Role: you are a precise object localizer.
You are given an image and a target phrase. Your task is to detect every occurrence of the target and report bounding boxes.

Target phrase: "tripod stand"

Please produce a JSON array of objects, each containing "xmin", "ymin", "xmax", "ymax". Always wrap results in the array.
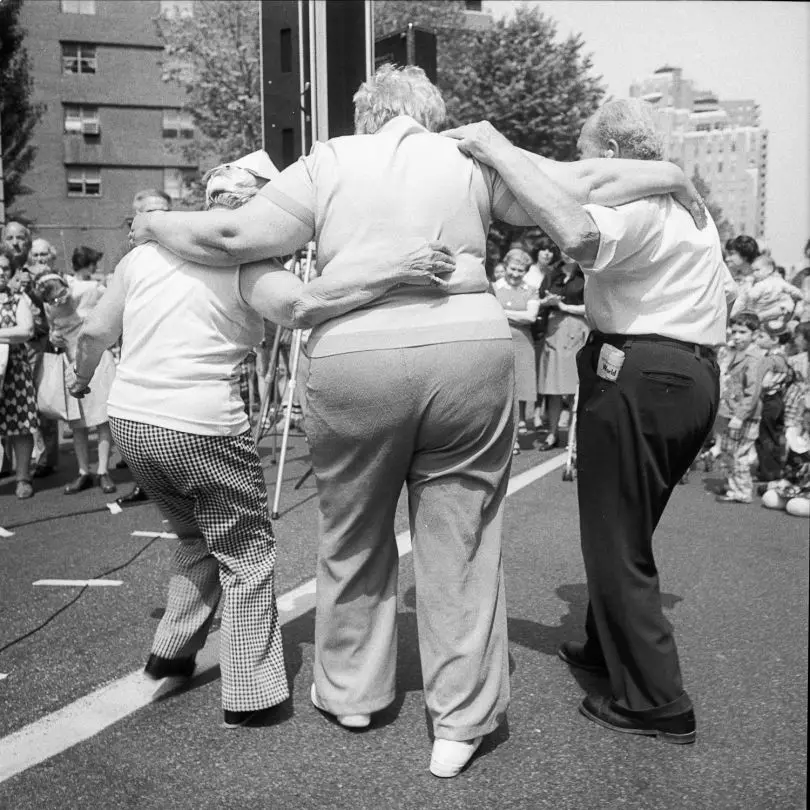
[{"xmin": 253, "ymin": 244, "xmax": 315, "ymax": 518}]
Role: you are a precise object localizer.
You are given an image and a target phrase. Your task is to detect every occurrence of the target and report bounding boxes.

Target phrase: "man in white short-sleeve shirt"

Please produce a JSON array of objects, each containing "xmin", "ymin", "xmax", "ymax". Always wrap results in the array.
[{"xmin": 444, "ymin": 99, "xmax": 729, "ymax": 746}]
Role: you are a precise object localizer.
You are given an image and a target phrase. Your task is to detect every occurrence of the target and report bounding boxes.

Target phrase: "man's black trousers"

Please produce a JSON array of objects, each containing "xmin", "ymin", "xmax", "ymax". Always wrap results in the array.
[{"xmin": 575, "ymin": 333, "xmax": 719, "ymax": 716}]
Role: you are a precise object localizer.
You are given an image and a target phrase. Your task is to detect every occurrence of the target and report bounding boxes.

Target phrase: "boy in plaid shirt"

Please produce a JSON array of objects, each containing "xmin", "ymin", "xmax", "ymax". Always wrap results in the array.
[{"xmin": 716, "ymin": 311, "xmax": 765, "ymax": 503}]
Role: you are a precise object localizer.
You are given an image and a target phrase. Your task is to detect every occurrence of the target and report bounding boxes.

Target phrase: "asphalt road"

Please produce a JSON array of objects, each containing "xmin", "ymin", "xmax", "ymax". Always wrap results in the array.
[{"xmin": 0, "ymin": 433, "xmax": 807, "ymax": 810}]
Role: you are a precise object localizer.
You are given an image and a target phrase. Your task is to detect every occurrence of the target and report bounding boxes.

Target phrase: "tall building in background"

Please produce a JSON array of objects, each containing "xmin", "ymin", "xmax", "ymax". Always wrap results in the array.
[
  {"xmin": 16, "ymin": 0, "xmax": 196, "ymax": 271},
  {"xmin": 631, "ymin": 65, "xmax": 768, "ymax": 239}
]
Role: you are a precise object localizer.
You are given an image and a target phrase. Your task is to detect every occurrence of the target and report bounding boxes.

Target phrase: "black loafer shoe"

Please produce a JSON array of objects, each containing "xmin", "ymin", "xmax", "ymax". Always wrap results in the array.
[
  {"xmin": 579, "ymin": 695, "xmax": 696, "ymax": 744},
  {"xmin": 223, "ymin": 709, "xmax": 262, "ymax": 729},
  {"xmin": 144, "ymin": 653, "xmax": 196, "ymax": 680},
  {"xmin": 97, "ymin": 472, "xmax": 117, "ymax": 494},
  {"xmin": 558, "ymin": 641, "xmax": 608, "ymax": 674},
  {"xmin": 117, "ymin": 485, "xmax": 149, "ymax": 506},
  {"xmin": 64, "ymin": 473, "xmax": 94, "ymax": 494}
]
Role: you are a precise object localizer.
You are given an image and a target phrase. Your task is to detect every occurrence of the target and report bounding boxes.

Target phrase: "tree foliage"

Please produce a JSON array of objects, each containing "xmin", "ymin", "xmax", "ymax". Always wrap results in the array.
[
  {"xmin": 1, "ymin": 0, "xmax": 46, "ymax": 211},
  {"xmin": 155, "ymin": 0, "xmax": 261, "ymax": 188},
  {"xmin": 155, "ymin": 0, "xmax": 604, "ymax": 206},
  {"xmin": 375, "ymin": 2, "xmax": 605, "ymax": 161}
]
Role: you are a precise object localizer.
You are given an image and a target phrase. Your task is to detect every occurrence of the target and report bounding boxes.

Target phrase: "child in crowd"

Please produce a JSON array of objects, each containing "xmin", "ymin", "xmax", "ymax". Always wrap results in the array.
[
  {"xmin": 716, "ymin": 311, "xmax": 765, "ymax": 504},
  {"xmin": 735, "ymin": 255, "xmax": 805, "ymax": 329},
  {"xmin": 754, "ymin": 323, "xmax": 796, "ymax": 482},
  {"xmin": 761, "ymin": 387, "xmax": 810, "ymax": 519}
]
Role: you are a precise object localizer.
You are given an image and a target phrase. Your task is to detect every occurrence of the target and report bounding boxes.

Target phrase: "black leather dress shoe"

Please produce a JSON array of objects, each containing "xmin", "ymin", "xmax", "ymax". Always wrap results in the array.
[
  {"xmin": 64, "ymin": 473, "xmax": 94, "ymax": 494},
  {"xmin": 557, "ymin": 641, "xmax": 608, "ymax": 674},
  {"xmin": 579, "ymin": 695, "xmax": 696, "ymax": 744},
  {"xmin": 223, "ymin": 709, "xmax": 263, "ymax": 729},
  {"xmin": 144, "ymin": 653, "xmax": 196, "ymax": 680},
  {"xmin": 117, "ymin": 485, "xmax": 149, "ymax": 506}
]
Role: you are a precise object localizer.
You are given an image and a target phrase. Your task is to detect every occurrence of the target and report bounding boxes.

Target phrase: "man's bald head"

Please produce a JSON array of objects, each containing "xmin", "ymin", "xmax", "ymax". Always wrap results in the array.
[{"xmin": 1, "ymin": 221, "xmax": 32, "ymax": 269}]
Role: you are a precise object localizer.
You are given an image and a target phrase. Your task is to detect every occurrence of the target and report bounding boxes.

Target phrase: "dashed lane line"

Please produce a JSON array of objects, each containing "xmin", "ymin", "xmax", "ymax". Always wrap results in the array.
[
  {"xmin": 33, "ymin": 580, "xmax": 124, "ymax": 588},
  {"xmin": 0, "ymin": 452, "xmax": 567, "ymax": 784}
]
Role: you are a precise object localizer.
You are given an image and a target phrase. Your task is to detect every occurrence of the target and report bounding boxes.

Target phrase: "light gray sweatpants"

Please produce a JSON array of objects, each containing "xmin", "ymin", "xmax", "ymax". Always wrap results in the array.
[{"xmin": 305, "ymin": 339, "xmax": 515, "ymax": 741}]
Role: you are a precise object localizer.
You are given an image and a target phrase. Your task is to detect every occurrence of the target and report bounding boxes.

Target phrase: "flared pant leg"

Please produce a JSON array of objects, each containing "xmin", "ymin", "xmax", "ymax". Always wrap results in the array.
[
  {"xmin": 110, "ymin": 418, "xmax": 288, "ymax": 712},
  {"xmin": 407, "ymin": 340, "xmax": 515, "ymax": 741},
  {"xmin": 305, "ymin": 339, "xmax": 515, "ymax": 737}
]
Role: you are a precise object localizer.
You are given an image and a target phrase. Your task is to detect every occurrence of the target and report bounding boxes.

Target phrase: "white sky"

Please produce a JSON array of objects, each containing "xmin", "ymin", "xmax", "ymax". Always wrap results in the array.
[{"xmin": 484, "ymin": 0, "xmax": 810, "ymax": 269}]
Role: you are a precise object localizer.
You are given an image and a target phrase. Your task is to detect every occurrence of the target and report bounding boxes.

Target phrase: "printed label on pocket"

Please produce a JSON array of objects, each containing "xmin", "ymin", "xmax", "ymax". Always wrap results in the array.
[{"xmin": 596, "ymin": 344, "xmax": 625, "ymax": 382}]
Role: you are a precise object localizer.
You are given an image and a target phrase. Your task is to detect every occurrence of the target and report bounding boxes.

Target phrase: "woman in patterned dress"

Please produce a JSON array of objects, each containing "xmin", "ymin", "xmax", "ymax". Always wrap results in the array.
[
  {"xmin": 493, "ymin": 248, "xmax": 540, "ymax": 452},
  {"xmin": 536, "ymin": 255, "xmax": 589, "ymax": 450},
  {"xmin": 0, "ymin": 245, "xmax": 39, "ymax": 499}
]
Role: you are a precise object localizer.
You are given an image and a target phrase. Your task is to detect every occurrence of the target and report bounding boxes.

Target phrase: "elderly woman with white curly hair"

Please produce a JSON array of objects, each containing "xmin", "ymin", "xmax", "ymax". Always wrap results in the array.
[{"xmin": 129, "ymin": 65, "xmax": 704, "ymax": 776}]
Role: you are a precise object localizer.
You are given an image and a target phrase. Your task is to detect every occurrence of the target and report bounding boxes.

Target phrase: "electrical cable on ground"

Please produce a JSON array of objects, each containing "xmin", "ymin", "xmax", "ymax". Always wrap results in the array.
[{"xmin": 0, "ymin": 536, "xmax": 161, "ymax": 657}]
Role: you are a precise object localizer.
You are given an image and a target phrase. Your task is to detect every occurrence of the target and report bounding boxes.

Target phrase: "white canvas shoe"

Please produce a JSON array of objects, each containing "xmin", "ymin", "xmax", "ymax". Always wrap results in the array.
[
  {"xmin": 429, "ymin": 736, "xmax": 482, "ymax": 778},
  {"xmin": 310, "ymin": 683, "xmax": 370, "ymax": 729}
]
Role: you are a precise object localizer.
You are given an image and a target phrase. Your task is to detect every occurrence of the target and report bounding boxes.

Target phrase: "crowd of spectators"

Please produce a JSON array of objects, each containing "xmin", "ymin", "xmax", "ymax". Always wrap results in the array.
[
  {"xmin": 0, "ymin": 218, "xmax": 118, "ymax": 499},
  {"xmin": 486, "ymin": 227, "xmax": 810, "ymax": 518}
]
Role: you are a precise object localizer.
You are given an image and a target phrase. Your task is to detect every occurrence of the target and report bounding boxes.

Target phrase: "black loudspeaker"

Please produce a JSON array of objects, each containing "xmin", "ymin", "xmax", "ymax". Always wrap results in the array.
[
  {"xmin": 374, "ymin": 24, "xmax": 437, "ymax": 84},
  {"xmin": 260, "ymin": 1, "xmax": 369, "ymax": 169},
  {"xmin": 323, "ymin": 1, "xmax": 368, "ymax": 139},
  {"xmin": 260, "ymin": 0, "xmax": 309, "ymax": 169}
]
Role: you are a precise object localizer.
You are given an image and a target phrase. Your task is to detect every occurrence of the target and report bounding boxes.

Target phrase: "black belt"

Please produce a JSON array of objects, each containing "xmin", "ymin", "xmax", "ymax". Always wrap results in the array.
[{"xmin": 588, "ymin": 331, "xmax": 717, "ymax": 361}]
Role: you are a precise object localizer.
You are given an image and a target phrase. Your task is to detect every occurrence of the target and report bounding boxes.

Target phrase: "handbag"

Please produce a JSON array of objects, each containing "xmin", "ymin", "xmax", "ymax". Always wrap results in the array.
[
  {"xmin": 0, "ymin": 344, "xmax": 8, "ymax": 388},
  {"xmin": 36, "ymin": 352, "xmax": 81, "ymax": 422}
]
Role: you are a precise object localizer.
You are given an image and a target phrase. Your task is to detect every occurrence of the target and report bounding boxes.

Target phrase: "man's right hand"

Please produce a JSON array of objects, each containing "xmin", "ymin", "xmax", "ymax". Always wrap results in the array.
[
  {"xmin": 672, "ymin": 175, "xmax": 708, "ymax": 230},
  {"xmin": 441, "ymin": 122, "xmax": 514, "ymax": 169}
]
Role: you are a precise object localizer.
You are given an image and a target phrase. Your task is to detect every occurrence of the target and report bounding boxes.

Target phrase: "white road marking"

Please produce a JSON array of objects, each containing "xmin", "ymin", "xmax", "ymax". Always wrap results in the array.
[
  {"xmin": 0, "ymin": 452, "xmax": 566, "ymax": 783},
  {"xmin": 33, "ymin": 580, "xmax": 123, "ymax": 588},
  {"xmin": 0, "ymin": 527, "xmax": 14, "ymax": 538},
  {"xmin": 131, "ymin": 531, "xmax": 178, "ymax": 539},
  {"xmin": 106, "ymin": 502, "xmax": 123, "ymax": 515},
  {"xmin": 0, "ymin": 674, "xmax": 7, "ymax": 681}
]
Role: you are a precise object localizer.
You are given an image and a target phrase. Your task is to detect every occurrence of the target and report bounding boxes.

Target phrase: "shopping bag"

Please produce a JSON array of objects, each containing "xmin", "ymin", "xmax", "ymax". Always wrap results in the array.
[
  {"xmin": 0, "ymin": 344, "xmax": 8, "ymax": 387},
  {"xmin": 36, "ymin": 352, "xmax": 80, "ymax": 422}
]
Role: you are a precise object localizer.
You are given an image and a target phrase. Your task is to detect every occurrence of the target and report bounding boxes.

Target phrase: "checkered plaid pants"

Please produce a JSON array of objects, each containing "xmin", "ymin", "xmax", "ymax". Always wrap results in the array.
[
  {"xmin": 719, "ymin": 416, "xmax": 761, "ymax": 502},
  {"xmin": 110, "ymin": 417, "xmax": 288, "ymax": 711}
]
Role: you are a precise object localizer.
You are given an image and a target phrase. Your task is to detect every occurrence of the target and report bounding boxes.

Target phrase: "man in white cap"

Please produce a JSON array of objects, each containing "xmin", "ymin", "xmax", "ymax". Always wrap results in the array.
[{"xmin": 68, "ymin": 150, "xmax": 456, "ymax": 728}]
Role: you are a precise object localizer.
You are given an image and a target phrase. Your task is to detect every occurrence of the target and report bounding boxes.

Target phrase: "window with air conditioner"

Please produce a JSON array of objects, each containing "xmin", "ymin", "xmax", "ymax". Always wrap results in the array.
[
  {"xmin": 61, "ymin": 0, "xmax": 96, "ymax": 13},
  {"xmin": 64, "ymin": 105, "xmax": 100, "ymax": 136},
  {"xmin": 63, "ymin": 43, "xmax": 97, "ymax": 74},
  {"xmin": 67, "ymin": 167, "xmax": 102, "ymax": 197},
  {"xmin": 163, "ymin": 109, "xmax": 194, "ymax": 139}
]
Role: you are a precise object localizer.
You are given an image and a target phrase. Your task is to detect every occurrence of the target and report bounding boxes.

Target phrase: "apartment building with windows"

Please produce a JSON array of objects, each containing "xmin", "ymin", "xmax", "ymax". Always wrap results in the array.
[
  {"xmin": 17, "ymin": 0, "xmax": 197, "ymax": 270},
  {"xmin": 631, "ymin": 65, "xmax": 768, "ymax": 238}
]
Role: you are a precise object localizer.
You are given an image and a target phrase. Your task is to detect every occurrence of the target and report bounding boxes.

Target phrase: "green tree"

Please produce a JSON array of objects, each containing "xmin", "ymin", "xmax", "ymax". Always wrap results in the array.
[
  {"xmin": 155, "ymin": 0, "xmax": 261, "ymax": 201},
  {"xmin": 375, "ymin": 3, "xmax": 605, "ymax": 161},
  {"xmin": 1, "ymin": 0, "xmax": 46, "ymax": 212},
  {"xmin": 442, "ymin": 7, "xmax": 605, "ymax": 160},
  {"xmin": 691, "ymin": 168, "xmax": 734, "ymax": 244}
]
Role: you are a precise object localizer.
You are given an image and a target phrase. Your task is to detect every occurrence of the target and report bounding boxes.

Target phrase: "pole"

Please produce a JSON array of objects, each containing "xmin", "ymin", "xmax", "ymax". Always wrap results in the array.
[
  {"xmin": 0, "ymin": 103, "xmax": 6, "ymax": 227},
  {"xmin": 270, "ymin": 242, "xmax": 314, "ymax": 519}
]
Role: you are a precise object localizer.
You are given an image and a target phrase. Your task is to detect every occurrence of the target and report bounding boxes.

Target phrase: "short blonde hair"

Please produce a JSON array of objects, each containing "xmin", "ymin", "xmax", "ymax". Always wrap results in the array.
[
  {"xmin": 353, "ymin": 64, "xmax": 446, "ymax": 135},
  {"xmin": 503, "ymin": 248, "xmax": 532, "ymax": 271}
]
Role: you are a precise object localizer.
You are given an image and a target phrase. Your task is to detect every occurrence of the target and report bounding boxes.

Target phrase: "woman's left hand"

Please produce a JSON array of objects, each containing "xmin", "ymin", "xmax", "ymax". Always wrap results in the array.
[
  {"xmin": 66, "ymin": 363, "xmax": 91, "ymax": 399},
  {"xmin": 396, "ymin": 241, "xmax": 457, "ymax": 290}
]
